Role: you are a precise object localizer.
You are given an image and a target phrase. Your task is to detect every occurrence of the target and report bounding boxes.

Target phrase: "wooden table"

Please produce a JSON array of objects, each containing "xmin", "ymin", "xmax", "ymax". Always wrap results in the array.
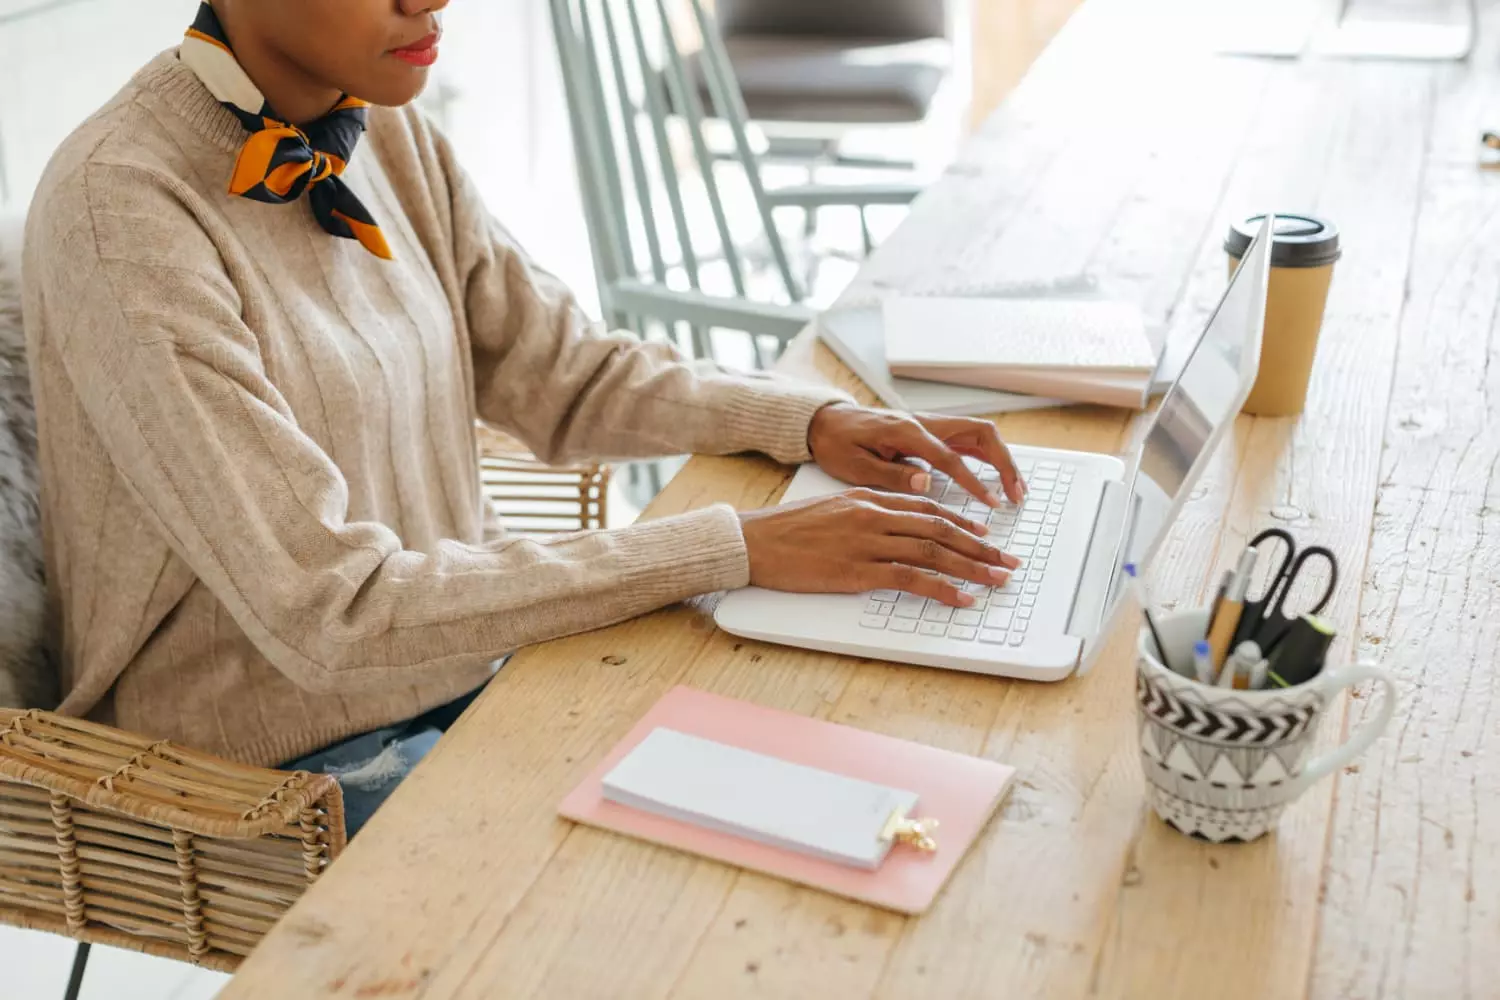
[{"xmin": 222, "ymin": 0, "xmax": 1499, "ymax": 996}]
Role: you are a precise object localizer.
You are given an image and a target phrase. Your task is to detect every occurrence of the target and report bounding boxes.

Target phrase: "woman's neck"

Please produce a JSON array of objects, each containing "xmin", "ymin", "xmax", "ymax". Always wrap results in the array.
[{"xmin": 213, "ymin": 6, "xmax": 341, "ymax": 124}]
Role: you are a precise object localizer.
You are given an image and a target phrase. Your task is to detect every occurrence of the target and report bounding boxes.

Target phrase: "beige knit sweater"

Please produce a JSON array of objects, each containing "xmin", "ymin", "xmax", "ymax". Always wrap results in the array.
[{"xmin": 23, "ymin": 52, "xmax": 846, "ymax": 767}]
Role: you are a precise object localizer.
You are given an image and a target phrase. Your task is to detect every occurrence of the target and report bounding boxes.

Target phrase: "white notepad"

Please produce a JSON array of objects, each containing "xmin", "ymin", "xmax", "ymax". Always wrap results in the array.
[
  {"xmin": 601, "ymin": 728, "xmax": 921, "ymax": 870},
  {"xmin": 817, "ymin": 306, "xmax": 1063, "ymax": 416},
  {"xmin": 882, "ymin": 296, "xmax": 1159, "ymax": 408},
  {"xmin": 884, "ymin": 297, "xmax": 1156, "ymax": 373}
]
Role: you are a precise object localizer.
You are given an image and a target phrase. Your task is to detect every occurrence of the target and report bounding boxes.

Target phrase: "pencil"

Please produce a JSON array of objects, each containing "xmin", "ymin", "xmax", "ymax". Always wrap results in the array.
[
  {"xmin": 1208, "ymin": 548, "xmax": 1259, "ymax": 670},
  {"xmin": 1125, "ymin": 563, "xmax": 1170, "ymax": 672}
]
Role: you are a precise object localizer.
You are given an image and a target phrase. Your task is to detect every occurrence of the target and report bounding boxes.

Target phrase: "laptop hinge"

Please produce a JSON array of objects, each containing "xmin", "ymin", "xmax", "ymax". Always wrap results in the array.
[{"xmin": 1065, "ymin": 479, "xmax": 1133, "ymax": 646}]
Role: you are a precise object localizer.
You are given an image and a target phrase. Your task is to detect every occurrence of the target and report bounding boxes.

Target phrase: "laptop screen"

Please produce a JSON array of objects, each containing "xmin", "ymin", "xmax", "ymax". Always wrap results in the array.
[{"xmin": 1111, "ymin": 219, "xmax": 1272, "ymax": 593}]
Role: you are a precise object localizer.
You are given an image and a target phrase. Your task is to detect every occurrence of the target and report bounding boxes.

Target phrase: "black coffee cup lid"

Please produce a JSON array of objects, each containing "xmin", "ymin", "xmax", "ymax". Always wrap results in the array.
[{"xmin": 1224, "ymin": 214, "xmax": 1341, "ymax": 269}]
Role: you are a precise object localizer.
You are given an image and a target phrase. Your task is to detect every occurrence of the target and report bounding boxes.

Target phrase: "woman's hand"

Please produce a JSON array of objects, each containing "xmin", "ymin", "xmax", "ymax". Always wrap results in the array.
[
  {"xmin": 738, "ymin": 489, "xmax": 1021, "ymax": 607},
  {"xmin": 806, "ymin": 404, "xmax": 1027, "ymax": 507}
]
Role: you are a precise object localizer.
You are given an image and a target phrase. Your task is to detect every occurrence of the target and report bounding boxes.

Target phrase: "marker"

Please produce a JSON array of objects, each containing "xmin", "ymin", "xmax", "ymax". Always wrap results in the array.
[
  {"xmin": 1249, "ymin": 659, "xmax": 1270, "ymax": 691},
  {"xmin": 1265, "ymin": 615, "xmax": 1337, "ymax": 688},
  {"xmin": 1218, "ymin": 640, "xmax": 1262, "ymax": 689},
  {"xmin": 1191, "ymin": 640, "xmax": 1215, "ymax": 685}
]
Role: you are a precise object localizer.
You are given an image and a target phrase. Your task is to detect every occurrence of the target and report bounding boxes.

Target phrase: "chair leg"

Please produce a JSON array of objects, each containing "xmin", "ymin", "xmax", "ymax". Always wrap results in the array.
[{"xmin": 63, "ymin": 942, "xmax": 90, "ymax": 1000}]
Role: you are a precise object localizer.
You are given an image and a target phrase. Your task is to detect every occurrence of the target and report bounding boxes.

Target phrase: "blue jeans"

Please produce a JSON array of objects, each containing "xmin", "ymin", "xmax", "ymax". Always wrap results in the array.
[{"xmin": 283, "ymin": 683, "xmax": 488, "ymax": 837}]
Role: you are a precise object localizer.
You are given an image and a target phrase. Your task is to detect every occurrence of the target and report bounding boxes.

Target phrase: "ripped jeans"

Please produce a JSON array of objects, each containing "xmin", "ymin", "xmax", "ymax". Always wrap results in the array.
[{"xmin": 282, "ymin": 682, "xmax": 489, "ymax": 838}]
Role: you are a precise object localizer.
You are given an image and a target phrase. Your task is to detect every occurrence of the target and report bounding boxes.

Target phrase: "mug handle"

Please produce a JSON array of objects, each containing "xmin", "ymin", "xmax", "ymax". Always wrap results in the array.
[{"xmin": 1283, "ymin": 664, "xmax": 1398, "ymax": 796}]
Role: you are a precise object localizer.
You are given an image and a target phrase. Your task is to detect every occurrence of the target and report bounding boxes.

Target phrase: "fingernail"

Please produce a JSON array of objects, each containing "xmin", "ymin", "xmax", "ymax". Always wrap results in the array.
[
  {"xmin": 970, "ymin": 520, "xmax": 990, "ymax": 536},
  {"xmin": 912, "ymin": 472, "xmax": 932, "ymax": 493},
  {"xmin": 1001, "ymin": 553, "xmax": 1023, "ymax": 569},
  {"xmin": 986, "ymin": 491, "xmax": 1004, "ymax": 507},
  {"xmin": 956, "ymin": 592, "xmax": 976, "ymax": 607},
  {"xmin": 989, "ymin": 567, "xmax": 1010, "ymax": 583}
]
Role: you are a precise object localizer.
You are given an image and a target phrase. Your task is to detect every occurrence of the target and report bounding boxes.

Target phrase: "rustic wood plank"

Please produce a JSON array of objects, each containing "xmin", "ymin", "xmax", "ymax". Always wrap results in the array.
[{"xmin": 1312, "ymin": 11, "xmax": 1500, "ymax": 995}]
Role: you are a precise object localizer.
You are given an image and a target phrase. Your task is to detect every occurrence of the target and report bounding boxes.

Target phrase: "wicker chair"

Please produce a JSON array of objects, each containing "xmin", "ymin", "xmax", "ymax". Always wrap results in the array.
[
  {"xmin": 0, "ymin": 710, "xmax": 345, "ymax": 993},
  {"xmin": 477, "ymin": 424, "xmax": 611, "ymax": 535}
]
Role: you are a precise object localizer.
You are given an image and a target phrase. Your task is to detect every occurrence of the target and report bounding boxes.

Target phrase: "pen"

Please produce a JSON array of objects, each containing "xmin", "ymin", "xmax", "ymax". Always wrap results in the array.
[
  {"xmin": 1207, "ymin": 547, "xmax": 1259, "ymax": 670},
  {"xmin": 1125, "ymin": 563, "xmax": 1171, "ymax": 674},
  {"xmin": 1191, "ymin": 640, "xmax": 1215, "ymax": 685}
]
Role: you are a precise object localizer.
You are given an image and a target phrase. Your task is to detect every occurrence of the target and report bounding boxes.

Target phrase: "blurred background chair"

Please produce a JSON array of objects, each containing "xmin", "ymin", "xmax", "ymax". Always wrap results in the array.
[
  {"xmin": 705, "ymin": 0, "xmax": 957, "ymax": 171},
  {"xmin": 548, "ymin": 0, "xmax": 924, "ymax": 372}
]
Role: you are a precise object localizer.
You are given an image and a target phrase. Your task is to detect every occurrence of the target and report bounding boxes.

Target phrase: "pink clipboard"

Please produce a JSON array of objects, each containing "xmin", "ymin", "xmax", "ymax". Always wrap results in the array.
[{"xmin": 559, "ymin": 686, "xmax": 1015, "ymax": 914}]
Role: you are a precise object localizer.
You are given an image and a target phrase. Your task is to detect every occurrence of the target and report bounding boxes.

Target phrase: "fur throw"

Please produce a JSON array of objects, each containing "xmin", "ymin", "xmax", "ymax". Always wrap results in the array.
[{"xmin": 0, "ymin": 213, "xmax": 54, "ymax": 709}]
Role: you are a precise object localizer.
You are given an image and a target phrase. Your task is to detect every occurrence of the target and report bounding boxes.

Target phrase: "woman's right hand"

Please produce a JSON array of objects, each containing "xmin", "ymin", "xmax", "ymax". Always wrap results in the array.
[{"xmin": 738, "ymin": 489, "xmax": 1021, "ymax": 608}]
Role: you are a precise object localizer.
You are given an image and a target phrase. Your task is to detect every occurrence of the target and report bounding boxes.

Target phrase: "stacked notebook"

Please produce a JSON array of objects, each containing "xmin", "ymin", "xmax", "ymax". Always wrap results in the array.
[{"xmin": 880, "ymin": 296, "xmax": 1161, "ymax": 410}]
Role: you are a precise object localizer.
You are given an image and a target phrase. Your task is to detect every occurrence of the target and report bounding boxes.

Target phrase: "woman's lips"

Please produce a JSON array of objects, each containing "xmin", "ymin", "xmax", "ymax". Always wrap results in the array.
[{"xmin": 391, "ymin": 32, "xmax": 440, "ymax": 68}]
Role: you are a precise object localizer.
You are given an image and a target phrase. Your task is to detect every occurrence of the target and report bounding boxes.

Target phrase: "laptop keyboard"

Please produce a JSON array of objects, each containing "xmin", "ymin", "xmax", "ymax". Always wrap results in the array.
[{"xmin": 857, "ymin": 458, "xmax": 1076, "ymax": 646}]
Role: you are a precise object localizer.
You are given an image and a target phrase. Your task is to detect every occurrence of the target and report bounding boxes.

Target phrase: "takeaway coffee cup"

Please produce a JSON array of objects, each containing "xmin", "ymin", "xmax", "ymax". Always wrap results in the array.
[{"xmin": 1225, "ymin": 214, "xmax": 1341, "ymax": 417}]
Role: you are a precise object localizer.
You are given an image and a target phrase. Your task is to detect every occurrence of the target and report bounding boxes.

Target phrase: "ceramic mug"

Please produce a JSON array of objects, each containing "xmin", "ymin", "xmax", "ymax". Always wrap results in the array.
[{"xmin": 1136, "ymin": 609, "xmax": 1396, "ymax": 842}]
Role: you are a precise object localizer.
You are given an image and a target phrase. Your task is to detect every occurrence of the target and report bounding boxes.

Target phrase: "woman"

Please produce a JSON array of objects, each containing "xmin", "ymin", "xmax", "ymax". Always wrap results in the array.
[{"xmin": 22, "ymin": 0, "xmax": 1025, "ymax": 831}]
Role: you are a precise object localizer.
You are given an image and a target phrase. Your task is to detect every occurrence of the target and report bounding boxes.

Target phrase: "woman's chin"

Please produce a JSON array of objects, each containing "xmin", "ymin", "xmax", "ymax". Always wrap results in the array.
[{"xmin": 357, "ymin": 66, "xmax": 432, "ymax": 109}]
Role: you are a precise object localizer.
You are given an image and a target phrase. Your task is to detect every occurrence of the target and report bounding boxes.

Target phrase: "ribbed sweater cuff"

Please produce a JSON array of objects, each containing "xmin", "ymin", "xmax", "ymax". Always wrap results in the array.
[
  {"xmin": 624, "ymin": 503, "xmax": 751, "ymax": 598},
  {"xmin": 719, "ymin": 380, "xmax": 855, "ymax": 465}
]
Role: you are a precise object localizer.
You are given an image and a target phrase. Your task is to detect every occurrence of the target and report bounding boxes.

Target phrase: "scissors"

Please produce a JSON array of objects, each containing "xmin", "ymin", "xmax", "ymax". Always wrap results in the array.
[{"xmin": 1230, "ymin": 528, "xmax": 1339, "ymax": 654}]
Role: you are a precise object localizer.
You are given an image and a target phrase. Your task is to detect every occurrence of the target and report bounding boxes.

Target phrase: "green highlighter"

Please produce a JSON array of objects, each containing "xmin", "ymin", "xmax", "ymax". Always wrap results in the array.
[{"xmin": 1266, "ymin": 614, "xmax": 1337, "ymax": 688}]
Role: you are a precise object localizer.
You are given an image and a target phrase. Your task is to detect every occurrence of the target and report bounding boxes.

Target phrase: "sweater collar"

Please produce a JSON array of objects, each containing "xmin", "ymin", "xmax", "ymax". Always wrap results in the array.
[{"xmin": 135, "ymin": 50, "xmax": 251, "ymax": 155}]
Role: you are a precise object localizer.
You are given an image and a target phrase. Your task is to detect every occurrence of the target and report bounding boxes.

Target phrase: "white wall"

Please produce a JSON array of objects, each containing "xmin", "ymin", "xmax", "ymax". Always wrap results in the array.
[
  {"xmin": 432, "ymin": 3, "xmax": 597, "ymax": 308},
  {"xmin": 0, "ymin": 0, "xmax": 192, "ymax": 206}
]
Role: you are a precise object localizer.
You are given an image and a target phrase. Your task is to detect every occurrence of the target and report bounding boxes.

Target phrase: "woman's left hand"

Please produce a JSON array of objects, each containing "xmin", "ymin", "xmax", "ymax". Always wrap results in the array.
[{"xmin": 806, "ymin": 403, "xmax": 1027, "ymax": 508}]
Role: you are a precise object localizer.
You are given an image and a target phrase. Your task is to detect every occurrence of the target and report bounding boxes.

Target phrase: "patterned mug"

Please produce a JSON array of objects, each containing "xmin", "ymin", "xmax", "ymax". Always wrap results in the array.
[{"xmin": 1136, "ymin": 609, "xmax": 1397, "ymax": 842}]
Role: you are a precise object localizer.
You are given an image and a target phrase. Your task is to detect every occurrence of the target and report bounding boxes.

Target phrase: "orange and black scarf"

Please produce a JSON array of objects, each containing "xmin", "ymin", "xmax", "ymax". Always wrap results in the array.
[{"xmin": 179, "ymin": 2, "xmax": 392, "ymax": 259}]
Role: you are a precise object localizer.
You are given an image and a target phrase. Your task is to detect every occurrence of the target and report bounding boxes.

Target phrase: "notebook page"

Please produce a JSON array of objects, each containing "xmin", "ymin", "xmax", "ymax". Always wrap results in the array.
[{"xmin": 883, "ymin": 297, "xmax": 1157, "ymax": 373}]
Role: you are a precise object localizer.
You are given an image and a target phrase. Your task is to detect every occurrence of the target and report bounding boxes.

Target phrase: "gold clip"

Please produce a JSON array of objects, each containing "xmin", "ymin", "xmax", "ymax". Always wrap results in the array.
[{"xmin": 880, "ymin": 809, "xmax": 940, "ymax": 853}]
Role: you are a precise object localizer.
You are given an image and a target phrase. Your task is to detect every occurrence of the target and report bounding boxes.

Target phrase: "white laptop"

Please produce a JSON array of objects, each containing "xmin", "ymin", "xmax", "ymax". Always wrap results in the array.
[{"xmin": 715, "ymin": 218, "xmax": 1273, "ymax": 682}]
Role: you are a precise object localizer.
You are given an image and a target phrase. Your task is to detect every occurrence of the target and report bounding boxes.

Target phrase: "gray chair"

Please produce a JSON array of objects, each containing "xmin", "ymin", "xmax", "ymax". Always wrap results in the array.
[
  {"xmin": 713, "ymin": 0, "xmax": 952, "ymax": 129},
  {"xmin": 548, "ymin": 0, "xmax": 919, "ymax": 369}
]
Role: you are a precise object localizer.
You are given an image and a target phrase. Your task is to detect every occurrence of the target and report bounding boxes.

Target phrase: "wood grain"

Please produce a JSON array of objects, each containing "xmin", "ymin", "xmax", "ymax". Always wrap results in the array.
[
  {"xmin": 1312, "ymin": 8, "xmax": 1500, "ymax": 996},
  {"xmin": 1094, "ymin": 54, "xmax": 1434, "ymax": 1000},
  {"xmin": 220, "ymin": 1, "xmax": 1469, "ymax": 997}
]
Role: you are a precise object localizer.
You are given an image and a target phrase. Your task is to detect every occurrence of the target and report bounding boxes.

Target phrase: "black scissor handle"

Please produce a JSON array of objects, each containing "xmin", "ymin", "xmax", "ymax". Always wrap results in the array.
[
  {"xmin": 1276, "ymin": 545, "xmax": 1339, "ymax": 619},
  {"xmin": 1246, "ymin": 528, "xmax": 1297, "ymax": 601}
]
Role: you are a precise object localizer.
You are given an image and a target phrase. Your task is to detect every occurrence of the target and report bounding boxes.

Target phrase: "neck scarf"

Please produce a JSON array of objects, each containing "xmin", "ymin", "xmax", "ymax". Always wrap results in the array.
[{"xmin": 179, "ymin": 2, "xmax": 393, "ymax": 260}]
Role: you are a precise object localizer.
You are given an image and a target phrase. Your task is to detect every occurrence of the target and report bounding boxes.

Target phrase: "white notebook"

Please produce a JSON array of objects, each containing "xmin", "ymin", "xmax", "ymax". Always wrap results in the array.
[
  {"xmin": 817, "ymin": 307, "xmax": 1065, "ymax": 416},
  {"xmin": 602, "ymin": 728, "xmax": 921, "ymax": 870},
  {"xmin": 883, "ymin": 297, "xmax": 1159, "ymax": 409}
]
